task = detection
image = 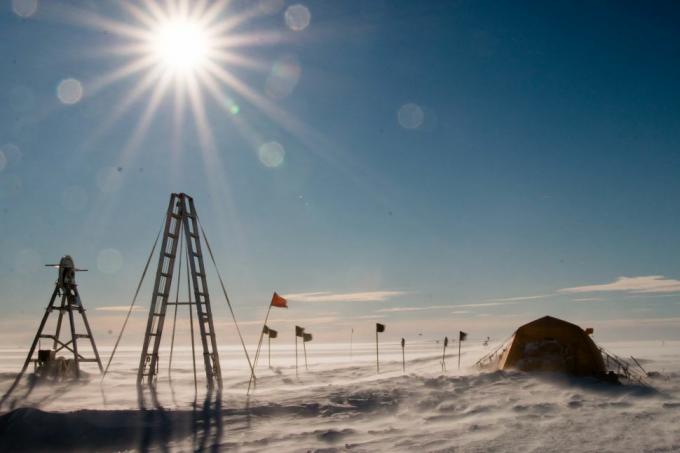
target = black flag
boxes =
[376,323,385,333]
[263,325,270,334]
[268,328,278,339]
[296,326,305,337]
[401,338,405,348]
[303,333,312,342]
[444,336,449,347]
[459,331,467,342]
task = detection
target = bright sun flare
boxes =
[153,20,209,72]
[80,0,307,168]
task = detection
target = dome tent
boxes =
[493,316,606,376]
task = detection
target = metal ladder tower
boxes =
[137,193,222,389]
[18,256,103,379]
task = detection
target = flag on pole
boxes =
[268,328,278,339]
[263,325,270,335]
[296,325,305,337]
[271,292,288,308]
[458,331,467,369]
[303,333,312,342]
[375,323,384,373]
[444,336,449,348]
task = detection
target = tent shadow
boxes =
[527,371,659,397]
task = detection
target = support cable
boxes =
[198,221,255,377]
[102,224,163,380]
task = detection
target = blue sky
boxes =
[2,0,680,346]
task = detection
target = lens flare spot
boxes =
[0,143,22,168]
[57,78,83,105]
[285,4,311,31]
[265,54,301,100]
[258,141,285,168]
[221,98,240,115]
[397,102,424,130]
[97,248,123,274]
[12,0,38,18]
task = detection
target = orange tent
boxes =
[495,316,606,376]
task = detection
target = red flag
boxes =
[271,292,288,308]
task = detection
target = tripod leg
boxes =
[0,286,59,407]
[67,291,80,379]
[80,307,103,373]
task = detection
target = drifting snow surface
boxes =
[0,340,679,451]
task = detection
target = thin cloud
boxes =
[485,294,551,302]
[572,297,604,302]
[559,276,680,294]
[376,305,448,313]
[283,290,405,303]
[449,301,517,309]
[95,305,145,312]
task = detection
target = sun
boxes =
[152,19,209,72]
[75,0,313,173]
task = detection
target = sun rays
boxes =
[62,0,303,166]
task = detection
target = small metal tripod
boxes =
[12,256,102,382]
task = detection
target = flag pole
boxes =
[303,338,308,370]
[401,338,405,374]
[458,338,462,369]
[376,329,379,374]
[295,330,298,377]
[248,302,272,392]
[350,328,353,361]
[442,340,447,373]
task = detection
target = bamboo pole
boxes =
[458,339,462,369]
[350,328,354,361]
[375,330,380,374]
[401,338,405,374]
[442,340,447,372]
[295,332,298,377]
[303,339,308,370]
[248,303,273,392]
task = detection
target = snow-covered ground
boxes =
[1,340,679,451]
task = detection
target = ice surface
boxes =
[0,341,679,451]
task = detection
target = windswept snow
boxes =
[0,341,679,451]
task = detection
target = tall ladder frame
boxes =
[137,193,222,389]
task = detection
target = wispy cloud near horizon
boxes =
[375,305,448,313]
[95,305,146,312]
[484,294,552,302]
[450,301,517,309]
[283,291,406,303]
[559,276,680,294]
